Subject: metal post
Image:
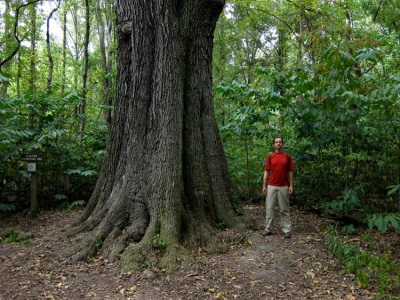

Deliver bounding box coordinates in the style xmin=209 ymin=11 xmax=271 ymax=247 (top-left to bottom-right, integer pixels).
xmin=31 ymin=171 xmax=38 ymax=216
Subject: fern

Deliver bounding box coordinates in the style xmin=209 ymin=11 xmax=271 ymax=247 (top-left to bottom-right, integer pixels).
xmin=0 ymin=203 xmax=16 ymax=212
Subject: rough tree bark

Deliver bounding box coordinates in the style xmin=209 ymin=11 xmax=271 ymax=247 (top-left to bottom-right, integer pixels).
xmin=64 ymin=0 xmax=241 ymax=272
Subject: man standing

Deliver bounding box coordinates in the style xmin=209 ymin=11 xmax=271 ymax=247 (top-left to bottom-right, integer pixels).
xmin=262 ymin=137 xmax=294 ymax=238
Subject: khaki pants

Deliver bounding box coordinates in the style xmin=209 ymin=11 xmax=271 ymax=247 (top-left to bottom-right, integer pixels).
xmin=265 ymin=185 xmax=291 ymax=234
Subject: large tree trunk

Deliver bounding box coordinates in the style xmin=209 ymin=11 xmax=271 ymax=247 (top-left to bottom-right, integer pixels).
xmin=64 ymin=0 xmax=241 ymax=272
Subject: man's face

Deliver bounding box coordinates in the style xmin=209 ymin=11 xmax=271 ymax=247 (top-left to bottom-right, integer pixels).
xmin=273 ymin=138 xmax=283 ymax=150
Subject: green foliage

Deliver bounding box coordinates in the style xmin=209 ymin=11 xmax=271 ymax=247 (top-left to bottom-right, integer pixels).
xmin=54 ymin=194 xmax=68 ymax=201
xmin=0 ymin=203 xmax=16 ymax=212
xmin=326 ymin=226 xmax=400 ymax=295
xmin=141 ymin=261 xmax=152 ymax=269
xmin=213 ymin=0 xmax=400 ymax=215
xmin=340 ymin=224 xmax=356 ymax=235
xmin=232 ymin=202 xmax=244 ymax=216
xmin=387 ymin=185 xmax=400 ymax=197
xmin=65 ymin=169 xmax=98 ymax=177
xmin=4 ymin=228 xmax=19 ymax=243
xmin=0 ymin=87 xmax=108 ymax=211
xmin=94 ymin=237 xmax=103 ymax=252
xmin=217 ymin=221 xmax=226 ymax=230
xmin=67 ymin=200 xmax=86 ymax=210
xmin=57 ymin=193 xmax=85 ymax=210
xmin=324 ymin=188 xmax=361 ymax=215
xmin=153 ymin=234 xmax=167 ymax=251
xmin=368 ymin=213 xmax=400 ymax=234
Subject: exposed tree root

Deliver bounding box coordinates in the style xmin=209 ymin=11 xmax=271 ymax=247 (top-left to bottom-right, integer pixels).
xmin=120 ymin=240 xmax=157 ymax=273
xmin=61 ymin=234 xmax=103 ymax=261
xmin=101 ymin=227 xmax=126 ymax=263
xmin=120 ymin=240 xmax=194 ymax=273
xmin=160 ymin=245 xmax=193 ymax=271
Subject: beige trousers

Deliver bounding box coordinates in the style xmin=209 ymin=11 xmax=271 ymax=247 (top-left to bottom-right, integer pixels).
xmin=265 ymin=185 xmax=291 ymax=234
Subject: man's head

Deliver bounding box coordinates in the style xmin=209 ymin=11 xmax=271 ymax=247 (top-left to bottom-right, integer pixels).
xmin=273 ymin=137 xmax=284 ymax=145
xmin=273 ymin=137 xmax=284 ymax=152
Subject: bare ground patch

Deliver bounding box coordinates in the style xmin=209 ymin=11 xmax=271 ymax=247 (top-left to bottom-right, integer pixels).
xmin=0 ymin=205 xmax=385 ymax=299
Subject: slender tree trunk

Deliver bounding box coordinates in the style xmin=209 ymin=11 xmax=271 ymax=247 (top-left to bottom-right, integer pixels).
xmin=297 ymin=4 xmax=304 ymax=66
xmin=29 ymin=2 xmax=37 ymax=94
xmin=65 ymin=0 xmax=241 ymax=272
xmin=1 ymin=0 xmax=12 ymax=97
xmin=95 ymin=0 xmax=114 ymax=124
xmin=46 ymin=1 xmax=60 ymax=89
xmin=62 ymin=7 xmax=67 ymax=94
xmin=72 ymin=5 xmax=79 ymax=115
xmin=16 ymin=52 xmax=21 ymax=96
xmin=276 ymin=18 xmax=288 ymax=131
xmin=28 ymin=1 xmax=37 ymax=133
xmin=80 ymin=0 xmax=90 ymax=141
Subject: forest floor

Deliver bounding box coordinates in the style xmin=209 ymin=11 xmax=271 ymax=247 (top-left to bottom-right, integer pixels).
xmin=0 ymin=204 xmax=398 ymax=300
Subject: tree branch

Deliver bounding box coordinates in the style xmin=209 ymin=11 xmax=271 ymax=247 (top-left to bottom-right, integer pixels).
xmin=0 ymin=0 xmax=42 ymax=70
xmin=372 ymin=0 xmax=383 ymax=22
xmin=46 ymin=0 xmax=61 ymax=88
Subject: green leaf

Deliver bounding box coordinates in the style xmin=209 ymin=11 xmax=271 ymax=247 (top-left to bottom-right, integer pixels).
xmin=65 ymin=169 xmax=98 ymax=177
xmin=376 ymin=215 xmax=387 ymax=233
xmin=0 ymin=203 xmax=16 ymax=212
xmin=54 ymin=194 xmax=68 ymax=200
xmin=368 ymin=217 xmax=375 ymax=230
xmin=389 ymin=215 xmax=400 ymax=231
xmin=387 ymin=185 xmax=400 ymax=196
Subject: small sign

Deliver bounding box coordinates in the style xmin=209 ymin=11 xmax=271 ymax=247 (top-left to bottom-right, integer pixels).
xmin=21 ymin=153 xmax=44 ymax=162
xmin=27 ymin=162 xmax=37 ymax=172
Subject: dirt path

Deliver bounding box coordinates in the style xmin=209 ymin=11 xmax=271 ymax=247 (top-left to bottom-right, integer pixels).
xmin=0 ymin=205 xmax=378 ymax=299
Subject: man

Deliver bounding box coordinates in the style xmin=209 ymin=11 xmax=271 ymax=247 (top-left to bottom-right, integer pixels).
xmin=261 ymin=137 xmax=294 ymax=238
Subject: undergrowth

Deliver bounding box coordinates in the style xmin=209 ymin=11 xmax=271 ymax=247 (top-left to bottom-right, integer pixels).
xmin=326 ymin=225 xmax=400 ymax=298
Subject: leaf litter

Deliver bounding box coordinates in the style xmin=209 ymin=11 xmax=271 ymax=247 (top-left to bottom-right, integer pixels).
xmin=0 ymin=205 xmax=392 ymax=299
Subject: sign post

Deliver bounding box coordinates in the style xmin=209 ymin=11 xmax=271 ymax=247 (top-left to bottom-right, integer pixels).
xmin=21 ymin=153 xmax=43 ymax=216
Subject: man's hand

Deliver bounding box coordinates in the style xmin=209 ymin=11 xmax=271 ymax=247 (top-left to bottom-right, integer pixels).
xmin=262 ymin=186 xmax=267 ymax=195
xmin=289 ymin=186 xmax=294 ymax=195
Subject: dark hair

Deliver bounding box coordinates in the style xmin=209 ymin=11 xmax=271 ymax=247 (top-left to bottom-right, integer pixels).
xmin=273 ymin=136 xmax=284 ymax=144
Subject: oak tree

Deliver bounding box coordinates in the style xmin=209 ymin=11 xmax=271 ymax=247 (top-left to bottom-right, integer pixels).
xmin=65 ymin=0 xmax=241 ymax=271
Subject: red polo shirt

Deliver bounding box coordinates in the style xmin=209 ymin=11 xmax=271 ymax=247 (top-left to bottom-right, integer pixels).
xmin=265 ymin=152 xmax=294 ymax=186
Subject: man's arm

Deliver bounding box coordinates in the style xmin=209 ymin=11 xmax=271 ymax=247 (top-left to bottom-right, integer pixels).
xmin=262 ymin=170 xmax=270 ymax=194
xmin=288 ymin=170 xmax=294 ymax=194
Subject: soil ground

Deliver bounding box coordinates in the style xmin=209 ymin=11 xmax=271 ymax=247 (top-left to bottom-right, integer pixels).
xmin=0 ymin=204 xmax=393 ymax=299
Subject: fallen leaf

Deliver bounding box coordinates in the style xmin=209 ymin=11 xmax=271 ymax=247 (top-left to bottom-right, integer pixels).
xmin=306 ymin=270 xmax=315 ymax=279
xmin=129 ymin=285 xmax=137 ymax=291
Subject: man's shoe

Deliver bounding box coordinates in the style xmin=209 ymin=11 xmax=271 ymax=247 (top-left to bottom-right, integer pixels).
xmin=261 ymin=231 xmax=272 ymax=236
xmin=284 ymin=232 xmax=291 ymax=239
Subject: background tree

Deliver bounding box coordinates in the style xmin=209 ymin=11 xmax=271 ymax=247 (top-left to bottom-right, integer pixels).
xmin=0 ymin=0 xmax=107 ymax=213
xmin=94 ymin=0 xmax=114 ymax=124
xmin=0 ymin=0 xmax=13 ymax=97
xmin=79 ymin=0 xmax=90 ymax=141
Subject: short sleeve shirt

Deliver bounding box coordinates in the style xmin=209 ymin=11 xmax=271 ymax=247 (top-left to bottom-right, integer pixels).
xmin=265 ymin=152 xmax=294 ymax=186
